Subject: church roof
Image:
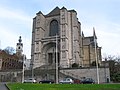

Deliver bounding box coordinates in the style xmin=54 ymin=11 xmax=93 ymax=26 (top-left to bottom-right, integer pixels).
xmin=45 ymin=7 xmax=60 ymax=17
xmin=36 ymin=11 xmax=43 ymax=15
xmin=61 ymin=6 xmax=66 ymax=10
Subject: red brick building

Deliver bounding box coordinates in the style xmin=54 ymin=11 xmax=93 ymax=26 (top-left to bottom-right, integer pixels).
xmin=0 ymin=50 xmax=23 ymax=70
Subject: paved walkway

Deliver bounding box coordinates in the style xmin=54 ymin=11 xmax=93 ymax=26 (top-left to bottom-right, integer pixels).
xmin=0 ymin=83 xmax=9 ymax=90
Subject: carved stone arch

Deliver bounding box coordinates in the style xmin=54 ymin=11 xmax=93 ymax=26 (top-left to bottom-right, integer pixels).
xmin=42 ymin=42 xmax=56 ymax=54
xmin=42 ymin=42 xmax=60 ymax=65
xmin=47 ymin=18 xmax=60 ymax=27
xmin=42 ymin=42 xmax=55 ymax=64
xmin=46 ymin=18 xmax=60 ymax=25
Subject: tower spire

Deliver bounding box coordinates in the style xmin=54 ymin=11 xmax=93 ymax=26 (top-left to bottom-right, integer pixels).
xmin=19 ymin=36 xmax=22 ymax=43
xmin=93 ymin=27 xmax=97 ymax=39
xmin=82 ymin=31 xmax=84 ymax=38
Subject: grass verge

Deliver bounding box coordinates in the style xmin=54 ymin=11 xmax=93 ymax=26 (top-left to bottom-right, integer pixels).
xmin=7 ymin=83 xmax=120 ymax=90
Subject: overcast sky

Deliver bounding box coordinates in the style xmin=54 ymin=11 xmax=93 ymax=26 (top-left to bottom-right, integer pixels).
xmin=0 ymin=0 xmax=120 ymax=59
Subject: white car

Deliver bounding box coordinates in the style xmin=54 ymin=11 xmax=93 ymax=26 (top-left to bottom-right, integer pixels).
xmin=59 ymin=78 xmax=74 ymax=84
xmin=24 ymin=78 xmax=37 ymax=83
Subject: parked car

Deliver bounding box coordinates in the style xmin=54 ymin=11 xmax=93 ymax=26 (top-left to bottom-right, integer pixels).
xmin=81 ymin=78 xmax=95 ymax=84
xmin=24 ymin=78 xmax=37 ymax=83
xmin=59 ymin=78 xmax=74 ymax=84
xmin=39 ymin=80 xmax=54 ymax=84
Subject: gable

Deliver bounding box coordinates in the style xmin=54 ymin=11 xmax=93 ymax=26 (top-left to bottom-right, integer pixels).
xmin=45 ymin=7 xmax=60 ymax=17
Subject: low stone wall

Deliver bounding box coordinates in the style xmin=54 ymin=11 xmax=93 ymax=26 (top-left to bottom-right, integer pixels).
xmin=0 ymin=70 xmax=22 ymax=82
xmin=60 ymin=67 xmax=110 ymax=83
xmin=0 ymin=67 xmax=110 ymax=83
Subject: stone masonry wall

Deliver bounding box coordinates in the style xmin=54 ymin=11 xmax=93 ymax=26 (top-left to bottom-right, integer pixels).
xmin=60 ymin=67 xmax=110 ymax=83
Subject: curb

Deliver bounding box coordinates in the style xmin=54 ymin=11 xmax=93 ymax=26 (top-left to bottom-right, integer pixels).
xmin=5 ymin=84 xmax=10 ymax=90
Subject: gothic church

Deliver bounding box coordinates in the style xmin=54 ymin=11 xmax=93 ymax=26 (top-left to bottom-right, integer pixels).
xmin=31 ymin=7 xmax=102 ymax=69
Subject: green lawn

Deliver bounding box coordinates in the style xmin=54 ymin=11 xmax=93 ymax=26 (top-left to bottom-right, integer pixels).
xmin=7 ymin=83 xmax=120 ymax=90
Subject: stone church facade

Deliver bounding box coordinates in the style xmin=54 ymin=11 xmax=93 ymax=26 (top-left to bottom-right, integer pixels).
xmin=31 ymin=7 xmax=102 ymax=69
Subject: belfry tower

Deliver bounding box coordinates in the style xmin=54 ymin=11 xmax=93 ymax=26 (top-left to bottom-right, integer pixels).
xmin=16 ymin=36 xmax=23 ymax=56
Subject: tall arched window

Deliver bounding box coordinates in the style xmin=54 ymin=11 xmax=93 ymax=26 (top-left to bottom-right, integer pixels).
xmin=49 ymin=20 xmax=59 ymax=36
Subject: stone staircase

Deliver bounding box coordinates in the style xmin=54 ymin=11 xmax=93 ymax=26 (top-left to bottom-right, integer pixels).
xmin=60 ymin=70 xmax=82 ymax=80
xmin=24 ymin=65 xmax=82 ymax=81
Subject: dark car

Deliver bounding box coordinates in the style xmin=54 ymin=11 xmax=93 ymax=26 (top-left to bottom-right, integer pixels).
xmin=39 ymin=80 xmax=54 ymax=84
xmin=81 ymin=78 xmax=95 ymax=84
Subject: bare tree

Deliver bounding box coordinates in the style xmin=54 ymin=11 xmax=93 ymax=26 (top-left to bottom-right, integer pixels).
xmin=103 ymin=55 xmax=120 ymax=82
xmin=4 ymin=46 xmax=15 ymax=55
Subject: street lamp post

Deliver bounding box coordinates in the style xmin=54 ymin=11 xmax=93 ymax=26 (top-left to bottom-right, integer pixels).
xmin=31 ymin=63 xmax=34 ymax=79
xmin=30 ymin=57 xmax=34 ymax=80
xmin=55 ymin=34 xmax=58 ymax=84
xmin=104 ymin=58 xmax=107 ymax=83
xmin=22 ymin=55 xmax=25 ymax=83
xmin=94 ymin=38 xmax=100 ymax=84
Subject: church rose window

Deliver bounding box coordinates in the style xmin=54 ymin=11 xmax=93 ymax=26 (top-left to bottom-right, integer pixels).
xmin=49 ymin=20 xmax=59 ymax=36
